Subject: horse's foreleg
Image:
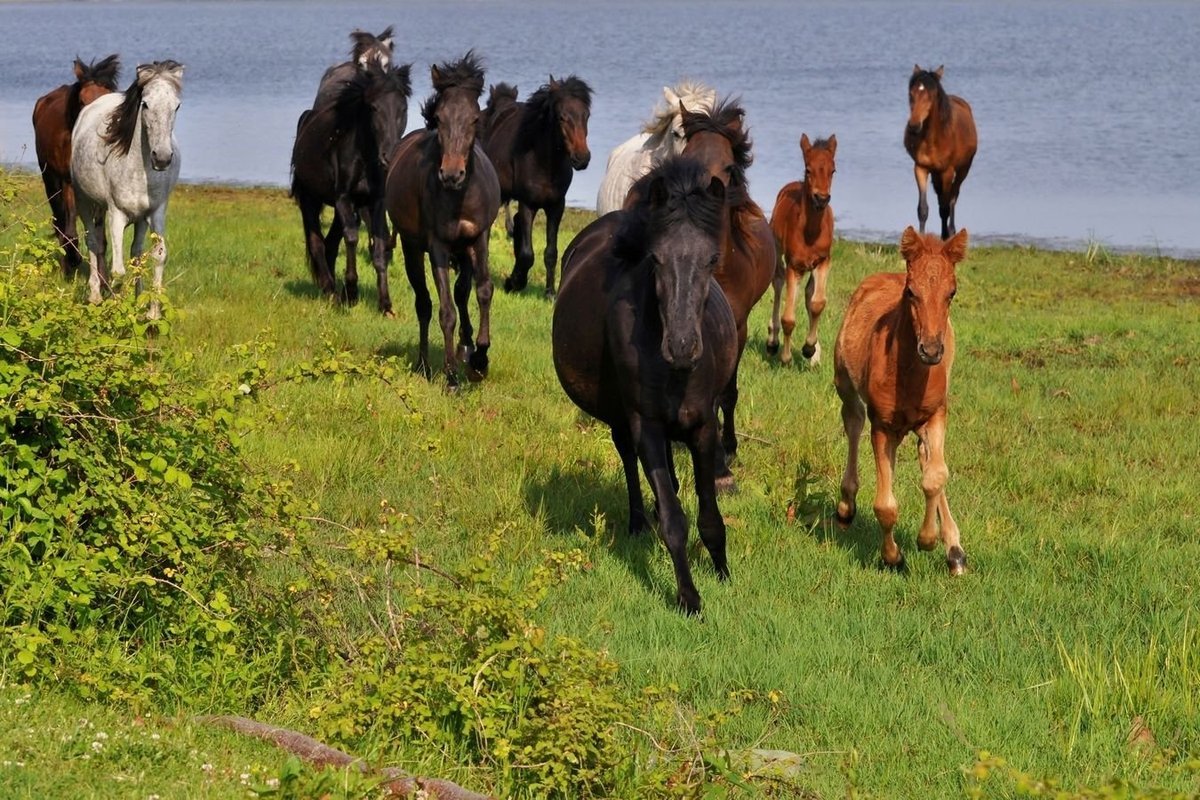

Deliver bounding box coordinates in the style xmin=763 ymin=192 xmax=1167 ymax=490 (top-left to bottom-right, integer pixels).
xmin=299 ymin=198 xmax=336 ymax=299
xmin=917 ymin=411 xmax=964 ymax=575
xmin=635 ymin=419 xmax=700 ymax=615
xmin=542 ymin=200 xmax=564 ymax=298
xmin=835 ymin=371 xmax=865 ymax=527
xmin=466 ymin=237 xmax=494 ymax=381
xmin=689 ymin=419 xmax=730 ymax=582
xmin=914 ymin=164 xmax=930 ymax=234
xmin=779 ymin=266 xmax=800 ymax=365
xmin=429 ymin=244 xmax=459 ymax=386
xmin=365 ymin=201 xmax=393 ymax=316
xmin=401 ymin=237 xmax=432 ymax=378
xmin=333 ymin=197 xmax=359 ymax=305
xmin=802 ymin=259 xmax=830 ymax=364
xmin=146 ymin=207 xmax=168 ymax=320
xmin=107 ymin=207 xmax=128 ymax=280
xmin=765 ymin=249 xmax=785 ymax=356
xmin=503 ymin=203 xmax=535 ymax=293
xmin=452 ymin=260 xmax=475 ymax=363
xmin=612 ymin=423 xmax=647 ymax=536
xmin=870 ymin=427 xmax=903 ymax=569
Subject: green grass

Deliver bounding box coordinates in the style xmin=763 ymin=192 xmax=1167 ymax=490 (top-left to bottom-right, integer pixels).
xmin=4 ymin=173 xmax=1200 ymax=797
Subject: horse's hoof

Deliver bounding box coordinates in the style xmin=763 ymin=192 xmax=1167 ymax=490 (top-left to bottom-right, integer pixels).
xmin=382 ymin=309 xmax=396 ymax=319
xmin=503 ymin=274 xmax=527 ymax=293
xmin=714 ymin=562 xmax=731 ymax=582
xmin=947 ymin=546 xmax=967 ymax=576
xmin=834 ymin=509 xmax=854 ymax=529
xmin=543 ymin=289 xmax=556 ymax=301
xmin=765 ymin=341 xmax=779 ymax=356
xmin=342 ymin=286 xmax=360 ymax=306
xmin=881 ymin=554 xmax=907 ymax=573
xmin=677 ymin=589 xmax=702 ymax=617
xmin=715 ymin=475 xmax=737 ymax=495
xmin=457 ymin=343 xmax=474 ymax=362
xmin=467 ymin=349 xmax=489 ymax=382
xmin=801 ymin=343 xmax=816 ymax=359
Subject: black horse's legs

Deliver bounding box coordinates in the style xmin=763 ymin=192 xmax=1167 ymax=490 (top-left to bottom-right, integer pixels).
xmin=504 ymin=203 xmax=535 ymax=292
xmin=466 ymin=237 xmax=494 ymax=380
xmin=333 ymin=198 xmax=360 ymax=304
xmin=947 ymin=157 xmax=972 ymax=240
xmin=367 ymin=200 xmax=393 ymax=316
xmin=689 ymin=421 xmax=730 ymax=580
xmin=612 ymin=423 xmax=647 ymax=536
xmin=914 ymin=164 xmax=930 ymax=235
xmin=543 ymin=200 xmax=565 ymax=298
xmin=931 ymin=170 xmax=952 ymax=240
xmin=299 ymin=196 xmax=336 ymax=299
xmin=429 ymin=243 xmax=460 ymax=385
xmin=401 ymin=236 xmax=432 ymax=378
xmin=636 ymin=420 xmax=700 ymax=615
xmin=452 ymin=260 xmax=475 ymax=361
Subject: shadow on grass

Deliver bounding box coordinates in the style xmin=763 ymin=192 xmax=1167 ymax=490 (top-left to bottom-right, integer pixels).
xmin=523 ymin=463 xmax=672 ymax=608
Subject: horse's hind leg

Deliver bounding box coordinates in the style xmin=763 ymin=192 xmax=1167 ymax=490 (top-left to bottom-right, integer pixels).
xmin=299 ymin=196 xmax=337 ymax=300
xmin=146 ymin=207 xmax=169 ymax=320
xmin=933 ymin=168 xmax=953 ymax=240
xmin=779 ymin=266 xmax=801 ymax=365
xmin=713 ymin=365 xmax=739 ymax=493
xmin=612 ymin=423 xmax=647 ymax=536
xmin=870 ymin=427 xmax=903 ymax=569
xmin=400 ymin=237 xmax=432 ymax=378
xmin=913 ymin=164 xmax=930 ymax=234
xmin=452 ymin=263 xmax=475 ymax=363
xmin=333 ymin=197 xmax=360 ymax=305
xmin=689 ymin=419 xmax=730 ymax=582
xmin=834 ymin=369 xmax=865 ymax=527
xmin=465 ymin=236 xmax=495 ymax=381
xmin=765 ymin=249 xmax=784 ymax=356
xmin=61 ymin=182 xmax=83 ymax=277
xmin=504 ymin=203 xmax=535 ymax=293
xmin=365 ymin=202 xmax=394 ymax=316
xmin=946 ymin=156 xmax=973 ymax=239
xmin=428 ymin=243 xmax=460 ymax=385
xmin=78 ymin=196 xmax=106 ymax=304
xmin=542 ymin=200 xmax=564 ymax=298
xmin=917 ymin=411 xmax=964 ymax=575
xmin=802 ymin=259 xmax=831 ymax=364
xmin=41 ymin=170 xmax=75 ymax=278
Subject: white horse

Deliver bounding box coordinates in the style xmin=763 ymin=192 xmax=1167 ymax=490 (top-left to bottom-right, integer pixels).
xmin=594 ymin=80 xmax=716 ymax=215
xmin=71 ymin=60 xmax=184 ymax=319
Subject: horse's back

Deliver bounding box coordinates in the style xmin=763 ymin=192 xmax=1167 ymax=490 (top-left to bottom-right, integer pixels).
xmin=834 ymin=272 xmax=903 ymax=390
xmin=70 ymin=93 xmax=122 ymax=198
xmin=596 ymin=133 xmax=651 ymax=215
xmin=769 ymin=182 xmax=804 ymax=246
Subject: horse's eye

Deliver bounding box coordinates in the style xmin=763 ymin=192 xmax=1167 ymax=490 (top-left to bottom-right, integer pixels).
xmin=949 ymin=289 xmax=957 ymax=300
xmin=708 ymin=254 xmax=720 ymax=267
xmin=141 ymin=100 xmax=148 ymax=110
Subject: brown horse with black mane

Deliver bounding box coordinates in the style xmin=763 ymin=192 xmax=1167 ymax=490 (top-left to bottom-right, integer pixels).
xmin=833 ymin=226 xmax=969 ymax=575
xmin=767 ymin=133 xmax=837 ymax=366
xmin=481 ymin=75 xmax=592 ymax=297
xmin=32 ymin=54 xmax=120 ymax=276
xmin=678 ymin=99 xmax=776 ymax=485
xmin=905 ymin=65 xmax=976 ymax=240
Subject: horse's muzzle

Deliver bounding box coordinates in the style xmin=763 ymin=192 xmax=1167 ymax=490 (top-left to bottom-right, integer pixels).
xmin=151 ymin=152 xmax=173 ymax=171
xmin=812 ymin=194 xmax=830 ymax=210
xmin=917 ymin=341 xmax=944 ymax=365
xmin=439 ymin=168 xmax=467 ymax=190
xmin=571 ymin=151 xmax=591 ymax=170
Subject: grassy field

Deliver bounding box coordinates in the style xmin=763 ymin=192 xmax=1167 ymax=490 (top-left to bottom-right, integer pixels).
xmin=2 ymin=171 xmax=1199 ymax=798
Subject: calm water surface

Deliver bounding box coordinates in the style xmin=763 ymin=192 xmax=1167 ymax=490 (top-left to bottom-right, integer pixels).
xmin=1 ymin=0 xmax=1198 ymax=256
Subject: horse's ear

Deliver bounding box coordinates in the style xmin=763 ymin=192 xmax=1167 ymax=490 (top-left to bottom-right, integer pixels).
xmin=663 ymin=86 xmax=680 ymax=107
xmin=800 ymin=133 xmax=811 ymax=154
xmin=707 ymin=175 xmax=726 ymax=204
xmin=913 ymin=64 xmax=922 ymax=75
xmin=73 ymin=57 xmax=86 ymax=81
xmin=430 ymin=64 xmax=442 ymax=85
xmin=935 ymin=65 xmax=945 ymax=78
xmin=648 ymin=175 xmax=669 ymax=209
xmin=900 ymin=226 xmax=925 ymax=263
xmin=943 ymin=228 xmax=969 ymax=263
xmin=136 ymin=64 xmax=156 ymax=86
xmin=167 ymin=63 xmax=185 ymax=82
xmin=827 ymin=134 xmax=837 ymax=156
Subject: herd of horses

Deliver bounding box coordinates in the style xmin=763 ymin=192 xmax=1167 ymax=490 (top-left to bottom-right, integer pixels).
xmin=30 ymin=31 xmax=980 ymax=615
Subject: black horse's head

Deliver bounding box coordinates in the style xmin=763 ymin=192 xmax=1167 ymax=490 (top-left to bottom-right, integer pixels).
xmin=422 ymin=51 xmax=485 ymax=190
xmin=619 ymin=157 xmax=726 ymax=369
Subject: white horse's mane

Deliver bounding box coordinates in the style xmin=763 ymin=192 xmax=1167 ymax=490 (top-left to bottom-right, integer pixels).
xmin=642 ymin=80 xmax=717 ymax=138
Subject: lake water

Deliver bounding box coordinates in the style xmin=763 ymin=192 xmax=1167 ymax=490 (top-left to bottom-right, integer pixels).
xmin=2 ymin=0 xmax=1198 ymax=256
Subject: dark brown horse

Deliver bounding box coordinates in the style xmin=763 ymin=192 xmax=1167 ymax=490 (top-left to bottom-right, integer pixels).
xmin=678 ymin=99 xmax=776 ymax=485
xmin=31 ymin=55 xmax=120 ymax=277
xmin=905 ymin=65 xmax=977 ymax=239
xmin=481 ymin=76 xmax=592 ymax=297
xmin=767 ymin=133 xmax=837 ymax=365
xmin=291 ymin=61 xmax=411 ymax=313
xmin=834 ymin=227 xmax=969 ymax=574
xmin=553 ymin=156 xmax=738 ymax=615
xmin=313 ymin=27 xmax=396 ymax=109
xmin=385 ymin=52 xmax=501 ymax=385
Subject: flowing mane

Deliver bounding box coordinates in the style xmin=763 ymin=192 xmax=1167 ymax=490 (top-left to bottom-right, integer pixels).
xmin=102 ymin=60 xmax=183 ymax=157
xmin=909 ymin=69 xmax=952 ymax=128
xmin=681 ymin=97 xmax=766 ymax=250
xmin=482 ymin=81 xmax=519 ymax=129
xmin=349 ymin=26 xmax=394 ymax=69
xmin=642 ymin=79 xmax=716 ymax=138
xmin=421 ymin=50 xmax=485 ymax=128
xmin=515 ymin=75 xmax=592 ymax=153
xmin=614 ymin=156 xmax=725 ymax=265
xmin=66 ymin=54 xmax=120 ymax=129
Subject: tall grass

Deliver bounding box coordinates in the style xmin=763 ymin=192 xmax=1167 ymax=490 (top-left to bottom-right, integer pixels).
xmin=4 ymin=172 xmax=1199 ymax=797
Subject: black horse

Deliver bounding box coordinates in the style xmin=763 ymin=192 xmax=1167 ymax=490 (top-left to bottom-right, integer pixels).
xmin=385 ymin=52 xmax=501 ymax=385
xmin=291 ymin=60 xmax=411 ymax=314
xmin=481 ymin=76 xmax=592 ymax=298
xmin=312 ymin=26 xmax=396 ymax=109
xmin=552 ymin=157 xmax=738 ymax=616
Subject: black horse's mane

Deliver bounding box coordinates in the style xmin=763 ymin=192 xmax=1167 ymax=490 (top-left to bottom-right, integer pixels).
xmin=102 ymin=60 xmax=182 ymax=157
xmin=349 ymin=26 xmax=394 ymax=66
xmin=331 ymin=62 xmax=411 ymax=129
xmin=483 ymin=82 xmax=519 ymax=124
xmin=421 ymin=51 xmax=485 ymax=128
xmin=614 ymin=157 xmax=725 ymax=265
xmin=515 ymin=75 xmax=592 ymax=152
xmin=66 ymin=54 xmax=120 ymax=128
xmin=910 ymin=70 xmax=953 ymax=128
xmin=681 ymin=97 xmax=755 ymax=207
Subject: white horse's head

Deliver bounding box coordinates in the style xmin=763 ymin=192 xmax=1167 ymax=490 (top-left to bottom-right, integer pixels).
xmin=136 ymin=61 xmax=184 ymax=171
xmin=645 ymin=80 xmax=717 ymax=155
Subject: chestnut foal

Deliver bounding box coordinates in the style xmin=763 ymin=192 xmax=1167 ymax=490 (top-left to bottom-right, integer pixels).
xmin=833 ymin=227 xmax=969 ymax=574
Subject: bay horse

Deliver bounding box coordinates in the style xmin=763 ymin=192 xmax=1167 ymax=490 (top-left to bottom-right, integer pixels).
xmin=767 ymin=133 xmax=837 ymax=365
xmin=385 ymin=52 xmax=501 ymax=385
xmin=678 ymin=99 xmax=776 ymax=485
xmin=480 ymin=75 xmax=592 ymax=297
xmin=833 ymin=226 xmax=970 ymax=575
xmin=594 ymin=80 xmax=716 ymax=216
xmin=71 ymin=61 xmax=184 ymax=320
xmin=31 ymin=54 xmax=120 ymax=277
xmin=312 ymin=26 xmax=395 ymax=109
xmin=904 ymin=65 xmax=977 ymax=240
xmin=553 ymin=156 xmax=738 ymax=616
xmin=291 ymin=60 xmax=412 ymax=313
